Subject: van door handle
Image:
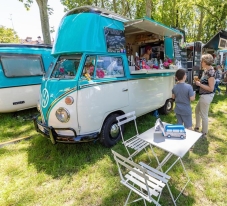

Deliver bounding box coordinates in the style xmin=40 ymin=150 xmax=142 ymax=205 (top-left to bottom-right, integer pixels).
xmin=122 ymin=88 xmax=128 ymax=92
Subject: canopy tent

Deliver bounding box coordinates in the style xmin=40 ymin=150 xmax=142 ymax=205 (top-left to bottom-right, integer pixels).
xmin=203 ymin=30 xmax=227 ymax=50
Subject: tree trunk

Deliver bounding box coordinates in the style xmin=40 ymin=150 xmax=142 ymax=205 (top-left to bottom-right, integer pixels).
xmin=145 ymin=0 xmax=151 ymax=18
xmin=101 ymin=0 xmax=104 ymax=8
xmin=36 ymin=0 xmax=51 ymax=44
xmin=126 ymin=1 xmax=132 ymax=18
xmin=113 ymin=0 xmax=117 ymax=13
xmin=196 ymin=9 xmax=204 ymax=41
xmin=121 ymin=1 xmax=126 ymax=16
xmin=172 ymin=0 xmax=176 ymax=27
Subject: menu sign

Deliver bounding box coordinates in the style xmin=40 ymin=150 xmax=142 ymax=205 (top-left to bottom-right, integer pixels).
xmin=173 ymin=37 xmax=181 ymax=60
xmin=193 ymin=42 xmax=202 ymax=67
xmin=104 ymin=28 xmax=126 ymax=53
xmin=180 ymin=48 xmax=187 ymax=69
xmin=173 ymin=36 xmax=187 ymax=69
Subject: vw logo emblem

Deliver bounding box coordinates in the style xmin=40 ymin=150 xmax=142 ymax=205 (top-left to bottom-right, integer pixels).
xmin=42 ymin=88 xmax=49 ymax=108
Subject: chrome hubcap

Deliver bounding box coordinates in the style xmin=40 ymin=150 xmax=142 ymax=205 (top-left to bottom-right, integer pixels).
xmin=110 ymin=123 xmax=119 ymax=138
xmin=167 ymin=101 xmax=172 ymax=110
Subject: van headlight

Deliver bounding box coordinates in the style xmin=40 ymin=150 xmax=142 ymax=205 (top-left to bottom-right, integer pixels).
xmin=55 ymin=107 xmax=70 ymax=123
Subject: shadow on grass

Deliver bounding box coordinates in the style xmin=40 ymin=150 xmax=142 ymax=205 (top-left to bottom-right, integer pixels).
xmin=191 ymin=137 xmax=209 ymax=156
xmin=210 ymin=94 xmax=227 ymax=105
xmin=27 ymin=134 xmax=112 ymax=178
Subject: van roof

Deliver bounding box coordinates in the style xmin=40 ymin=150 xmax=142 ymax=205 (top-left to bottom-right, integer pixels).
xmin=0 ymin=44 xmax=52 ymax=49
xmin=53 ymin=6 xmax=182 ymax=55
xmin=65 ymin=5 xmax=129 ymax=22
xmin=165 ymin=125 xmax=185 ymax=129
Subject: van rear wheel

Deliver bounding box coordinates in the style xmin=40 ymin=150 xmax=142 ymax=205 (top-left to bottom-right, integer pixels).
xmin=100 ymin=114 xmax=123 ymax=148
xmin=159 ymin=99 xmax=174 ymax=115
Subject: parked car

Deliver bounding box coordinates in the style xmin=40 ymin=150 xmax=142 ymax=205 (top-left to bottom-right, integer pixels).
xmin=0 ymin=44 xmax=54 ymax=112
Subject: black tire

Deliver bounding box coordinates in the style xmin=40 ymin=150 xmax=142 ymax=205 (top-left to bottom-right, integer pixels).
xmin=159 ymin=98 xmax=174 ymax=115
xmin=100 ymin=114 xmax=124 ymax=148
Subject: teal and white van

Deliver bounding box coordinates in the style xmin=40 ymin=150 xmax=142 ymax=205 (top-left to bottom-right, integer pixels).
xmin=0 ymin=44 xmax=54 ymax=112
xmin=34 ymin=6 xmax=183 ymax=147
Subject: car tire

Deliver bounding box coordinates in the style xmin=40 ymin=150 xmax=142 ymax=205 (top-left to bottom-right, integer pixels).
xmin=180 ymin=135 xmax=185 ymax=139
xmin=159 ymin=98 xmax=174 ymax=115
xmin=100 ymin=114 xmax=123 ymax=148
xmin=167 ymin=134 xmax=171 ymax=138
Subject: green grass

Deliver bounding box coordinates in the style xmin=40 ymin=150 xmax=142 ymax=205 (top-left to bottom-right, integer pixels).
xmin=0 ymin=108 xmax=39 ymax=143
xmin=0 ymin=86 xmax=227 ymax=206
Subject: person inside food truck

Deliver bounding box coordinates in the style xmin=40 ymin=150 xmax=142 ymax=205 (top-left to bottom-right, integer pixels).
xmin=142 ymin=45 xmax=152 ymax=61
xmin=140 ymin=45 xmax=159 ymax=69
xmin=82 ymin=61 xmax=94 ymax=81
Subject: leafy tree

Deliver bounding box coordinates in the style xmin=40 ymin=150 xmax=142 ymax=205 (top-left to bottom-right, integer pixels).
xmin=60 ymin=0 xmax=227 ymax=43
xmin=60 ymin=0 xmax=142 ymax=18
xmin=0 ymin=26 xmax=20 ymax=43
xmin=19 ymin=0 xmax=53 ymax=44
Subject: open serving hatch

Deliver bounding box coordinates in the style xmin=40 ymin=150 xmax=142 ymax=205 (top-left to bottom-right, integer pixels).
xmin=124 ymin=17 xmax=182 ymax=37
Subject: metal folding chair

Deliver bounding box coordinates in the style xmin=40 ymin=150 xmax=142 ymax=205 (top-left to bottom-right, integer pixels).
xmin=112 ymin=150 xmax=171 ymax=206
xmin=116 ymin=111 xmax=151 ymax=161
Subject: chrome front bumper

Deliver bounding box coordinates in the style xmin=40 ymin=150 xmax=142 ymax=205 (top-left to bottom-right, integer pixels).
xmin=33 ymin=116 xmax=99 ymax=144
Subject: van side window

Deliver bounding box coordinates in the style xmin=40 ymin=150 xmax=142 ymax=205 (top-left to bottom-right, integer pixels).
xmin=96 ymin=56 xmax=124 ymax=78
xmin=81 ymin=56 xmax=96 ymax=80
xmin=44 ymin=62 xmax=54 ymax=79
xmin=1 ymin=55 xmax=44 ymax=77
xmin=50 ymin=55 xmax=82 ymax=79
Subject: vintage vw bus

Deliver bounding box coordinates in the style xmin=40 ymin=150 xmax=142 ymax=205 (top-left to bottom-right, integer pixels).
xmin=34 ymin=6 xmax=183 ymax=147
xmin=0 ymin=44 xmax=54 ymax=112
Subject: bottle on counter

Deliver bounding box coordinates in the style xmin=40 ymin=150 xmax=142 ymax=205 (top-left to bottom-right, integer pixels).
xmin=128 ymin=55 xmax=131 ymax=66
xmin=135 ymin=52 xmax=140 ymax=70
xmin=154 ymin=58 xmax=158 ymax=67
xmin=142 ymin=59 xmax=146 ymax=69
xmin=159 ymin=59 xmax=164 ymax=69
xmin=131 ymin=55 xmax=135 ymax=66
xmin=139 ymin=59 xmax=143 ymax=69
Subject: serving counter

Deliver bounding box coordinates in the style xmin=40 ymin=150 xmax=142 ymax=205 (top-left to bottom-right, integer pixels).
xmin=130 ymin=68 xmax=177 ymax=74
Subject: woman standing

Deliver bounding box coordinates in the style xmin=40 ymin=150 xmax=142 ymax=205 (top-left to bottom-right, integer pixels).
xmin=194 ymin=54 xmax=215 ymax=137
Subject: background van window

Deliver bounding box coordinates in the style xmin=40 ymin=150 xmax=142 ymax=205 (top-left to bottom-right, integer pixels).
xmin=1 ymin=55 xmax=44 ymax=77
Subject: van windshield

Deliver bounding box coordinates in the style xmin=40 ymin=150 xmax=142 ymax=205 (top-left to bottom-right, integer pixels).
xmin=50 ymin=54 xmax=82 ymax=79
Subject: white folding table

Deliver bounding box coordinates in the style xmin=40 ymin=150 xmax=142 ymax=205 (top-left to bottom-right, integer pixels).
xmin=138 ymin=123 xmax=202 ymax=205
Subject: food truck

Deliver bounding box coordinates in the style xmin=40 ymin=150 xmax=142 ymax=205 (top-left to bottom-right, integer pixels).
xmin=34 ymin=6 xmax=184 ymax=147
xmin=0 ymin=44 xmax=54 ymax=113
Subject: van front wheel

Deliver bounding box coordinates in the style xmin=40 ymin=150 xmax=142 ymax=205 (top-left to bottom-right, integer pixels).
xmin=159 ymin=99 xmax=174 ymax=115
xmin=100 ymin=114 xmax=123 ymax=148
